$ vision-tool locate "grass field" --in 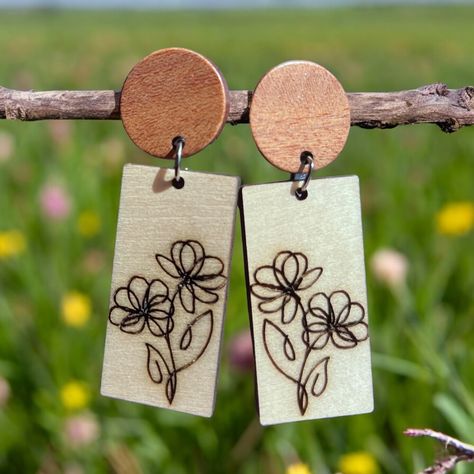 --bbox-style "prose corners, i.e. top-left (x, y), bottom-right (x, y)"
top-left (0, 6), bottom-right (473, 473)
